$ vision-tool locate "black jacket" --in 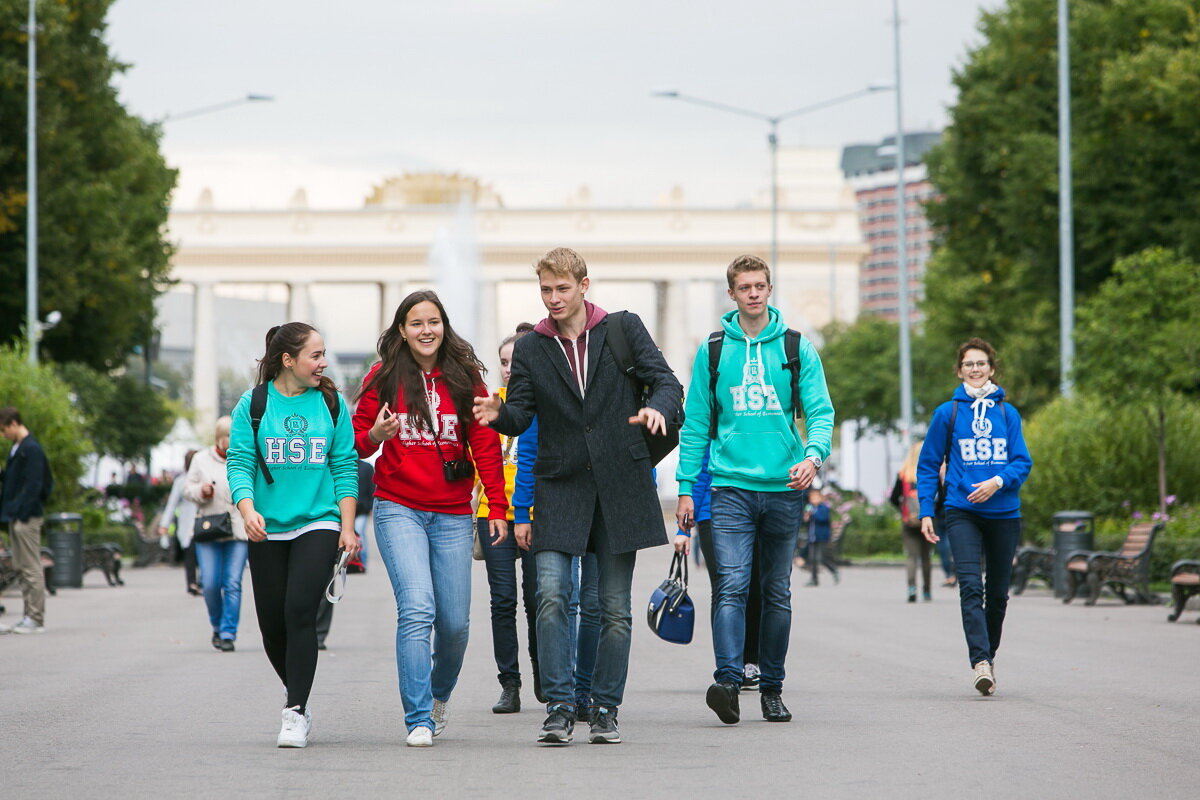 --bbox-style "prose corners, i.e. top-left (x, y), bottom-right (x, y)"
top-left (494, 312), bottom-right (683, 556)
top-left (0, 433), bottom-right (50, 523)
